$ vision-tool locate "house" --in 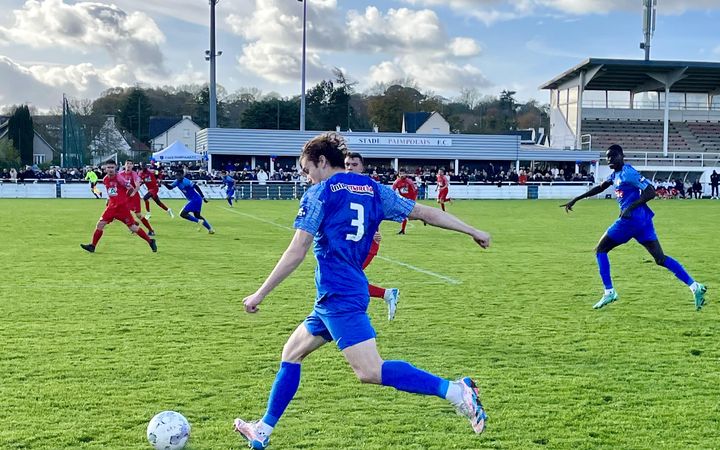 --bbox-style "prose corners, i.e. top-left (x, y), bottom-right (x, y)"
top-left (88, 116), bottom-right (131, 164)
top-left (401, 111), bottom-right (450, 134)
top-left (0, 117), bottom-right (57, 165)
top-left (149, 115), bottom-right (201, 152)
